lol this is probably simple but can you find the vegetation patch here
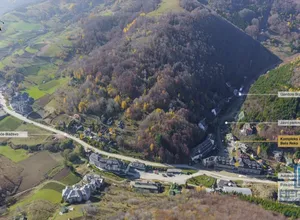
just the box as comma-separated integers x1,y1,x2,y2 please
41,181,65,192
187,175,216,188
148,0,183,17
11,124,50,146
25,86,47,100
0,145,29,162
0,116,22,131
60,171,81,186
17,151,59,192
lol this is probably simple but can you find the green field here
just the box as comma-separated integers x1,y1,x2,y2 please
10,181,64,211
187,175,216,188
25,86,47,99
60,172,81,186
39,78,69,94
25,46,38,54
0,116,22,131
11,124,51,146
0,145,29,162
148,0,183,17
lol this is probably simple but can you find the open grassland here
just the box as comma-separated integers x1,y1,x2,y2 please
25,86,47,99
0,116,23,131
0,145,29,162
148,0,184,17
11,123,51,146
187,175,216,188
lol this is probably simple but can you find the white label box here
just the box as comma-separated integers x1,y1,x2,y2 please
278,91,300,98
0,131,28,138
278,120,300,126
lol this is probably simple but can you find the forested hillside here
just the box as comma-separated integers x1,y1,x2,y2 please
198,0,300,57
0,0,280,163
241,57,300,140
59,0,279,163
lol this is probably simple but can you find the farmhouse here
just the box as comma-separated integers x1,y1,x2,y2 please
130,180,162,193
62,174,103,204
191,134,216,161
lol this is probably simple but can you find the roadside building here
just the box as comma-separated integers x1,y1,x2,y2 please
130,180,162,193
223,186,252,196
216,179,237,189
166,169,182,175
191,134,216,161
203,156,263,175
128,161,146,171
89,152,126,175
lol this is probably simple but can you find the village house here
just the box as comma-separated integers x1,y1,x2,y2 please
191,134,216,161
198,118,208,131
240,123,254,136
89,152,127,175
273,151,283,162
62,174,104,204
130,180,162,193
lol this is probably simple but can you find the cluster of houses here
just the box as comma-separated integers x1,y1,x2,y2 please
62,174,104,204
10,92,34,116
202,155,265,175
89,152,146,176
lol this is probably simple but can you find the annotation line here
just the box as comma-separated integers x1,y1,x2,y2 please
239,93,277,96
236,140,277,143
225,121,277,124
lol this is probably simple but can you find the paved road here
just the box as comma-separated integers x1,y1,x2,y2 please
0,94,276,185
138,170,276,185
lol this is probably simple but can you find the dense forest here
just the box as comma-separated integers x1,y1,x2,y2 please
55,0,280,163
198,0,300,53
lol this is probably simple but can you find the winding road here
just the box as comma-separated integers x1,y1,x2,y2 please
0,93,276,185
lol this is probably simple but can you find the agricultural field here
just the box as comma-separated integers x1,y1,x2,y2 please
0,155,23,205
0,145,29,162
11,123,51,146
0,116,23,131
10,181,65,217
17,151,59,192
59,171,81,186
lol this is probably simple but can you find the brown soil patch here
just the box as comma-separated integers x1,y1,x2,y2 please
0,156,23,205
17,151,58,192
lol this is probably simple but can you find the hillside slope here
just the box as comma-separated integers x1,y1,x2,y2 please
0,0,280,163
63,2,280,163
